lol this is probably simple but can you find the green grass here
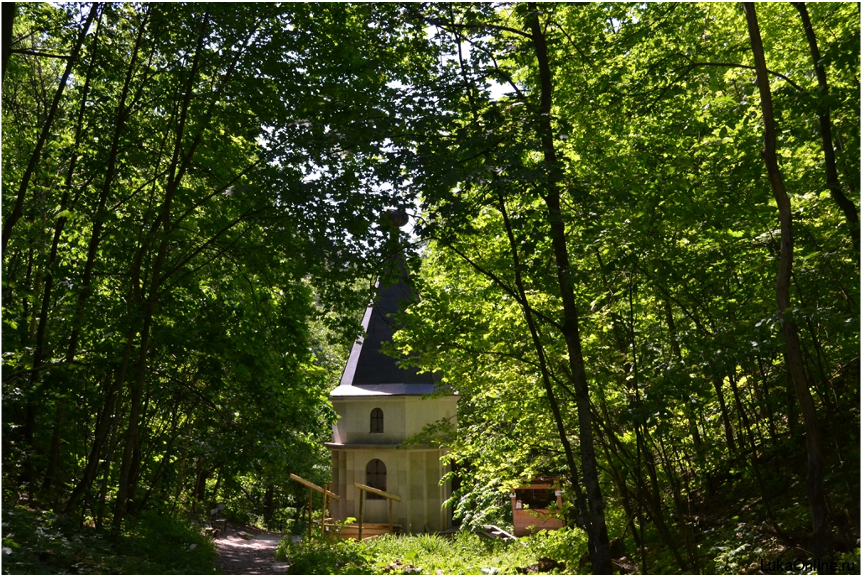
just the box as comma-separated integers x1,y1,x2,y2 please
2,506,219,575
363,531,536,573
275,528,589,575
276,537,374,575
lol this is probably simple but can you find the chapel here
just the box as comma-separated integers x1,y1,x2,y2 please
326,212,457,534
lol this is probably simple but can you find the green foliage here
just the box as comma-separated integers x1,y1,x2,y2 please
2,1,437,533
1,506,217,575
362,532,537,574
273,532,548,575
525,528,588,571
275,538,373,575
391,2,859,572
2,2,858,572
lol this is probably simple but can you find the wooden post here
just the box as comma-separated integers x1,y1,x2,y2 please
322,484,328,538
351,482,401,537
358,489,364,541
307,487,313,539
288,473,340,540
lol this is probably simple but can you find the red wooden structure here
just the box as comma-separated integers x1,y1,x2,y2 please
509,478,564,537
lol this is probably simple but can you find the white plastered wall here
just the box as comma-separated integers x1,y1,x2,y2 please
328,394,457,532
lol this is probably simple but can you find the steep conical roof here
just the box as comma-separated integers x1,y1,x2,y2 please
332,257,442,397
334,210,446,397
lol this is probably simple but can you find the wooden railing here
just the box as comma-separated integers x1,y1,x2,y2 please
353,482,401,540
289,473,340,539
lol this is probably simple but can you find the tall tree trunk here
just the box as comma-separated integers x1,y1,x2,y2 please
42,398,66,508
112,217,167,533
526,6,612,573
755,355,779,445
64,346,130,514
497,195,591,531
2,3,98,251
59,14,153,509
94,416,124,531
792,2,859,256
113,10,211,534
39,13,104,503
664,299,702,449
743,3,831,562
713,376,737,453
2,3,15,80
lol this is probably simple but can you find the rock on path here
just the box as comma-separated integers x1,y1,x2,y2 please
214,526,292,574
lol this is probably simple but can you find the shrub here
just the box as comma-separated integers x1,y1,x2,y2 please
525,527,588,569
1,506,218,575
361,531,536,573
275,538,373,575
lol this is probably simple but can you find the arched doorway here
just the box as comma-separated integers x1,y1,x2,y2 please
366,458,386,499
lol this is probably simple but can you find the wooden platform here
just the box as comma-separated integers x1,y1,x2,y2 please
510,479,565,537
313,520,401,540
341,522,394,540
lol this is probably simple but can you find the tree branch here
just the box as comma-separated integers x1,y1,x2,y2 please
10,48,70,60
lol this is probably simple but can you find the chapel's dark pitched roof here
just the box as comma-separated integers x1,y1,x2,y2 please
332,257,443,397
333,211,449,397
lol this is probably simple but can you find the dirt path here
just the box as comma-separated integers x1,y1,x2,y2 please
214,525,292,574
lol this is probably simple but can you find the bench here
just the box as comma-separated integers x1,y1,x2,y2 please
210,503,227,537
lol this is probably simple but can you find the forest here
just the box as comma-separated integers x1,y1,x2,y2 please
1,3,859,575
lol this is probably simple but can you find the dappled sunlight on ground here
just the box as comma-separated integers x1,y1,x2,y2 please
214,527,292,574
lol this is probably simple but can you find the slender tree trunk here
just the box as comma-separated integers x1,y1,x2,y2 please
94,457,112,531
665,299,702,449
525,7,612,574
792,2,859,256
2,3,98,251
42,399,66,507
2,3,15,80
94,417,124,531
497,195,591,532
744,3,831,562
113,11,211,534
112,246,163,532
633,423,648,573
713,377,737,453
62,6,165,511
64,344,131,513
39,14,104,502
756,355,779,445
628,278,660,572
58,15,154,510
728,372,777,523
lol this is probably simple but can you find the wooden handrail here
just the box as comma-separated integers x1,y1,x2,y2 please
353,482,401,501
354,482,400,540
290,473,340,500
289,473,341,539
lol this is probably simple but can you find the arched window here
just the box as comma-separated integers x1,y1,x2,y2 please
366,459,386,499
370,408,384,433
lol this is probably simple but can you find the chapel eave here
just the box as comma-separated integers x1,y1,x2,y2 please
331,383,456,397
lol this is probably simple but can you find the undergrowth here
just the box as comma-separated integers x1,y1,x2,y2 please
275,528,586,574
1,506,218,575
